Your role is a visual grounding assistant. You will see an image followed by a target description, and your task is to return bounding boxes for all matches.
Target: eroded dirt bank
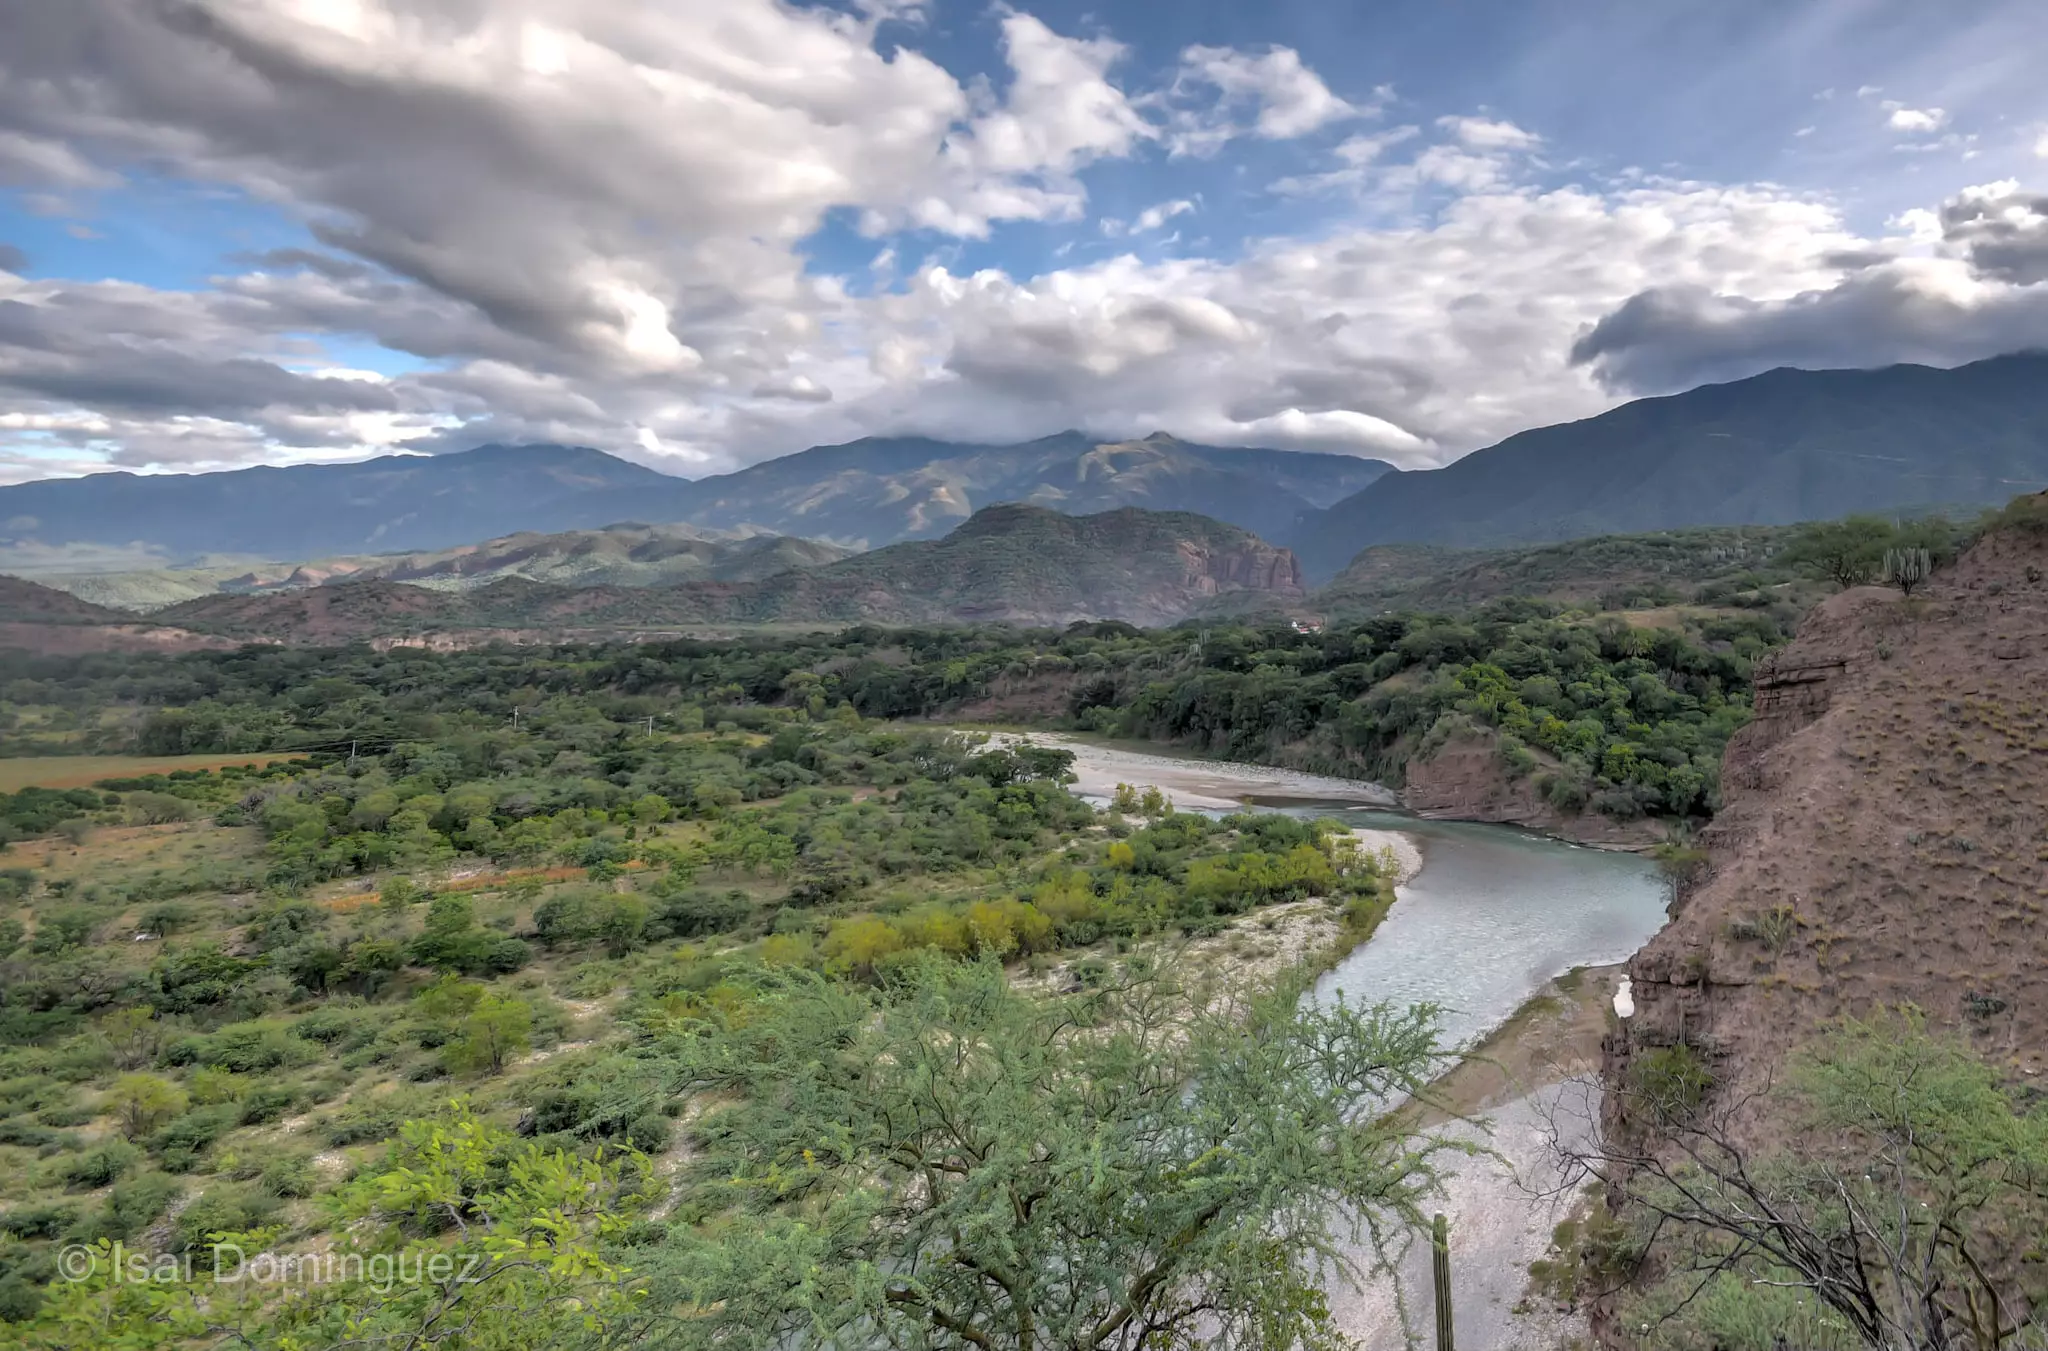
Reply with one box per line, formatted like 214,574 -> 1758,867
1607,515 -> 2048,1129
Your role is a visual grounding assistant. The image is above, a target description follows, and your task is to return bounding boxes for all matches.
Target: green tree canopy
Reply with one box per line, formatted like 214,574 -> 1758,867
631,956 -> 1459,1351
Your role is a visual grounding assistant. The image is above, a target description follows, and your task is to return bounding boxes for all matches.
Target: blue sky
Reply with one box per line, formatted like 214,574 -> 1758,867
0,0 -> 2044,481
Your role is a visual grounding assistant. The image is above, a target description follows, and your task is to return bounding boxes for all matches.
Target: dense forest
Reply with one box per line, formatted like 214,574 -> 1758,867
0,595 -> 1789,830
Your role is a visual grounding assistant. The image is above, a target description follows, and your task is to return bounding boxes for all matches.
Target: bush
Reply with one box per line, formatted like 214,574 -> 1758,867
124,792 -> 197,826
0,1201 -> 77,1239
150,1103 -> 241,1165
99,1172 -> 181,1239
654,889 -> 753,939
61,1139 -> 140,1189
236,1083 -> 298,1126
173,1183 -> 279,1258
1630,1043 -> 1714,1124
258,1153 -> 320,1198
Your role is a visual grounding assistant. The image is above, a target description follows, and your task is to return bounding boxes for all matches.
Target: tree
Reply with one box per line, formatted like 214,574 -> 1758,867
1784,517 -> 1893,590
445,991 -> 534,1075
637,956 -> 1457,1351
1566,1015 -> 2048,1350
598,894 -> 650,957
97,1006 -> 163,1070
107,1073 -> 187,1140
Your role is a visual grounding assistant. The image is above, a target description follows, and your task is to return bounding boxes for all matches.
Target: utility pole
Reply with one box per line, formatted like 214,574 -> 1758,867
346,739 -> 358,771
645,715 -> 655,737
512,707 -> 521,731
1432,1213 -> 1454,1351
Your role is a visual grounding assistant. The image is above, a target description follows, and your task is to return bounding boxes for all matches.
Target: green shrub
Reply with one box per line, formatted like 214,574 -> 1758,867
0,1200 -> 77,1239
173,1183 -> 279,1257
150,1103 -> 241,1164
99,1172 -> 181,1239
1630,1043 -> 1714,1123
60,1140 -> 140,1189
258,1153 -> 320,1199
236,1083 -> 298,1126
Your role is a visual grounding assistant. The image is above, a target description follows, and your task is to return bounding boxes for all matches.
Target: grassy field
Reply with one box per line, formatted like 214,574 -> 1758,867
0,752 -> 292,791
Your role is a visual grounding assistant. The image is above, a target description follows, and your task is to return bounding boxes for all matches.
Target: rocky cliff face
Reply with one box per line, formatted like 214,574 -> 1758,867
1401,729 -> 1667,848
1604,504 -> 2048,1134
1177,538 -> 1304,596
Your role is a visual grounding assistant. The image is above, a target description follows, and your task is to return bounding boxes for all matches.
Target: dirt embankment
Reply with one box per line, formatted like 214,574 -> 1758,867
1604,508 -> 2048,1136
0,620 -> 244,654
1402,729 -> 1667,849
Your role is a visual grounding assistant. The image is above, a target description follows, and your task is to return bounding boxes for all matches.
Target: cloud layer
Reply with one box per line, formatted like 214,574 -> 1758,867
0,0 -> 2044,483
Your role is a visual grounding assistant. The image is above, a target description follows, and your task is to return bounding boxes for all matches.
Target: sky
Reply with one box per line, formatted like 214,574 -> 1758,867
1,0 -> 2046,485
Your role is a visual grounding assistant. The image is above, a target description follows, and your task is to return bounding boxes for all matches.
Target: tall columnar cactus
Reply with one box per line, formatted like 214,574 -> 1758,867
1432,1212 -> 1455,1351
1883,546 -> 1932,596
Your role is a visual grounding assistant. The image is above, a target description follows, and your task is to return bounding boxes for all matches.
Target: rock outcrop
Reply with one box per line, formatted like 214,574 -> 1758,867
1604,502 -> 2048,1132
1401,729 -> 1668,848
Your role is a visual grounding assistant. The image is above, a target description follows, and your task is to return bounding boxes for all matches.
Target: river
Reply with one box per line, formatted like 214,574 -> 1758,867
1301,807 -> 1666,1049
990,732 -> 1671,1349
988,731 -> 1671,1046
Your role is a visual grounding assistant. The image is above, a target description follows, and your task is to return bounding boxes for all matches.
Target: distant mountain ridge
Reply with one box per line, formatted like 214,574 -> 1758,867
0,431 -> 1387,568
0,443 -> 677,565
47,524 -> 859,610
136,504 -> 1306,640
675,431 -> 1390,547
1292,353 -> 2048,578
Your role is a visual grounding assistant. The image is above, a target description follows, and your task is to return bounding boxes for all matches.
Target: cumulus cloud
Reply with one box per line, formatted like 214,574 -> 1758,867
1938,182 -> 2048,284
1,2 -> 2046,484
920,13 -> 1155,233
1436,116 -> 1541,150
1102,199 -> 1196,236
1571,181 -> 2048,394
1163,45 -> 1359,155
1884,102 -> 1949,133
1269,127 -> 1421,196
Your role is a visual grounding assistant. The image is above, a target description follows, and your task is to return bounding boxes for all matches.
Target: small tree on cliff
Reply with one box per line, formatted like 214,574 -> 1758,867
1559,1013 -> 2048,1350
1784,517 -> 1893,590
632,956 -> 1462,1351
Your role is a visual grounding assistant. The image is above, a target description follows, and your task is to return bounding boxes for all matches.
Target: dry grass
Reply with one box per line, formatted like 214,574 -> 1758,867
0,752 -> 292,791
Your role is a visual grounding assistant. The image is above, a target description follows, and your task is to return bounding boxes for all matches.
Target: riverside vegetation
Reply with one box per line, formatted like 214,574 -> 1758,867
0,691 -> 1415,1346
0,507 -> 2033,1351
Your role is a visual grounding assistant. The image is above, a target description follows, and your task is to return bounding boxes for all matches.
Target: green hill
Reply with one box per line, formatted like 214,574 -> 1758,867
1317,524 -> 1809,613
153,506 -> 1307,640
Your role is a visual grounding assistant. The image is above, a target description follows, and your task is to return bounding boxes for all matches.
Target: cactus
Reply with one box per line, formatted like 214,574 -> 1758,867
1883,546 -> 1931,596
1432,1212 -> 1454,1351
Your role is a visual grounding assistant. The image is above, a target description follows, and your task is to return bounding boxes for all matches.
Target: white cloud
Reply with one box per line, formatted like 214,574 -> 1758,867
1269,127 -> 1420,196
2,3 -> 2047,486
1571,181 -> 2048,392
2035,131 -> 2048,158
1133,199 -> 1196,233
1883,102 -> 1949,133
930,11 -> 1155,228
1100,200 -> 1196,237
1436,115 -> 1541,150
1164,45 -> 1358,155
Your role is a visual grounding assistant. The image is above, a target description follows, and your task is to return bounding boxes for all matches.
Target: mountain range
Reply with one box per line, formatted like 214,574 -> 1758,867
0,431 -> 1387,570
6,352 -> 2048,618
1291,352 -> 2048,577
47,525 -> 859,611
123,504 -> 1303,640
